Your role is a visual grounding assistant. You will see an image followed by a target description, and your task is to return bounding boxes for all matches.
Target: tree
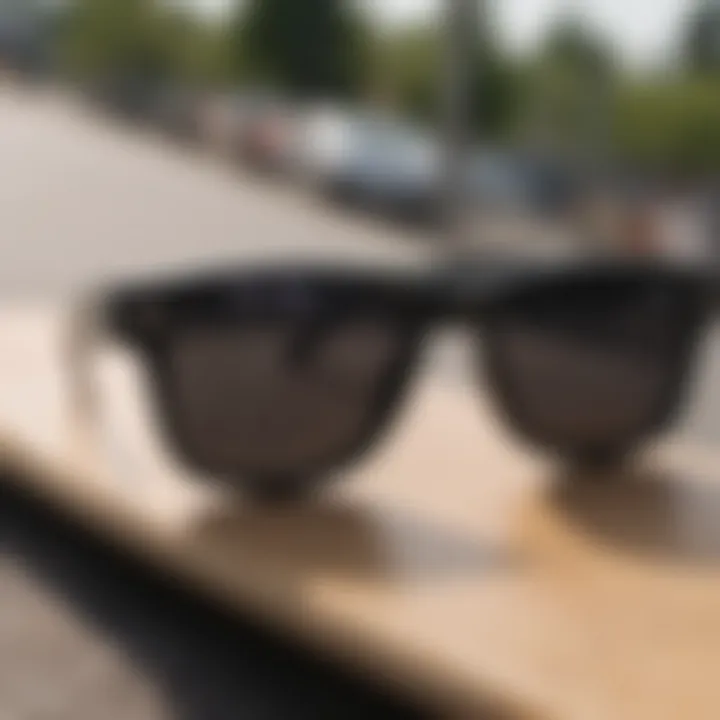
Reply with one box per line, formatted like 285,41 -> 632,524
155,8 -> 231,87
683,0 -> 720,75
614,79 -> 720,177
470,42 -> 521,140
541,18 -> 614,81
377,24 -> 440,121
232,0 -> 369,98
377,20 -> 520,140
522,18 -> 615,159
59,0 -> 169,84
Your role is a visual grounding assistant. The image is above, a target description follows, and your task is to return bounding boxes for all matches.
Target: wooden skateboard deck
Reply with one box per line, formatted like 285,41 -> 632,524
0,305 -> 718,719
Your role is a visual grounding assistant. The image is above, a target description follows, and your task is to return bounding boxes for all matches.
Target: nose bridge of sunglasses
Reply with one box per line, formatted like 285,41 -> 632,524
436,255 -> 577,298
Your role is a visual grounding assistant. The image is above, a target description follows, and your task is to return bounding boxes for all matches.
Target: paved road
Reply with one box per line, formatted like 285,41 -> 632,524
0,87 -> 429,300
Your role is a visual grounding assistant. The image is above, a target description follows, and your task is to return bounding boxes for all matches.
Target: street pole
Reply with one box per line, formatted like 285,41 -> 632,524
442,0 -> 479,257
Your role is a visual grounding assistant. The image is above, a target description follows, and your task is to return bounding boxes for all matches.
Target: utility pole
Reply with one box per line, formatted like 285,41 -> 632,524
442,0 -> 479,256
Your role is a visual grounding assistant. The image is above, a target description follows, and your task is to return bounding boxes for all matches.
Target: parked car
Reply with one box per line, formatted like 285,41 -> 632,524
317,115 -> 442,226
236,99 -> 297,175
148,85 -> 205,144
318,122 -> 548,230
291,104 -> 369,187
320,117 -> 587,241
467,152 -> 591,252
199,90 -> 295,174
199,90 -> 260,158
87,76 -> 162,122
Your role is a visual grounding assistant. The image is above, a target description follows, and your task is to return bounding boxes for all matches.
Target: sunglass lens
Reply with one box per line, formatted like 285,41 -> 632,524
481,275 -> 701,463
158,279 -> 419,486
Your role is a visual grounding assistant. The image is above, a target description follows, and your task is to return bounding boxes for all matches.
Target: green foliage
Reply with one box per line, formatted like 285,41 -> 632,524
233,0 -> 369,98
376,25 -> 440,120
158,10 -> 231,86
519,18 -> 615,157
53,0 -> 720,177
683,0 -> 720,75
541,18 -> 615,81
59,0 -> 168,82
377,23 -> 521,140
470,49 -> 522,140
614,79 -> 720,177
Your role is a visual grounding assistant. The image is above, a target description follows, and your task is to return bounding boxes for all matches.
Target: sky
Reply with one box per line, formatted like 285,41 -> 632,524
495,0 -> 691,68
192,0 -> 693,69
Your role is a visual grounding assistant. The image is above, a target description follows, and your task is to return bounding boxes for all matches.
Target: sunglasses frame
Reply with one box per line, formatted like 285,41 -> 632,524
473,264 -> 711,466
75,260 -> 717,499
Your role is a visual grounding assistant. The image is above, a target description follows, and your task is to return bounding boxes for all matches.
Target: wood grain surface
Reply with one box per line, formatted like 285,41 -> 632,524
0,306 -> 718,720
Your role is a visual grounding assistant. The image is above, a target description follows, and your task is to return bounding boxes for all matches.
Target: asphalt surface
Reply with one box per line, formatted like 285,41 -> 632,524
0,84 -> 718,720
0,86 -> 428,300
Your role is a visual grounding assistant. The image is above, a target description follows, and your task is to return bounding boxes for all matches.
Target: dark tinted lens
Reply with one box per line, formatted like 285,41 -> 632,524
484,277 -> 699,457
163,319 -> 411,478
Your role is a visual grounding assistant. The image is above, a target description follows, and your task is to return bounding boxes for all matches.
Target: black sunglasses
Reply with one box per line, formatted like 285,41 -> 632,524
69,260 -> 717,502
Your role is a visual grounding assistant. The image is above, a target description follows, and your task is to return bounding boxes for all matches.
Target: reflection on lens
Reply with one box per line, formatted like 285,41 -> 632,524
486,280 -> 696,455
167,322 -> 405,476
493,327 -> 668,444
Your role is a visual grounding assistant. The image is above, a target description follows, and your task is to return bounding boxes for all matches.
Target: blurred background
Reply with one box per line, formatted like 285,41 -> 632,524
0,3 -> 719,719
1,0 -> 719,263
